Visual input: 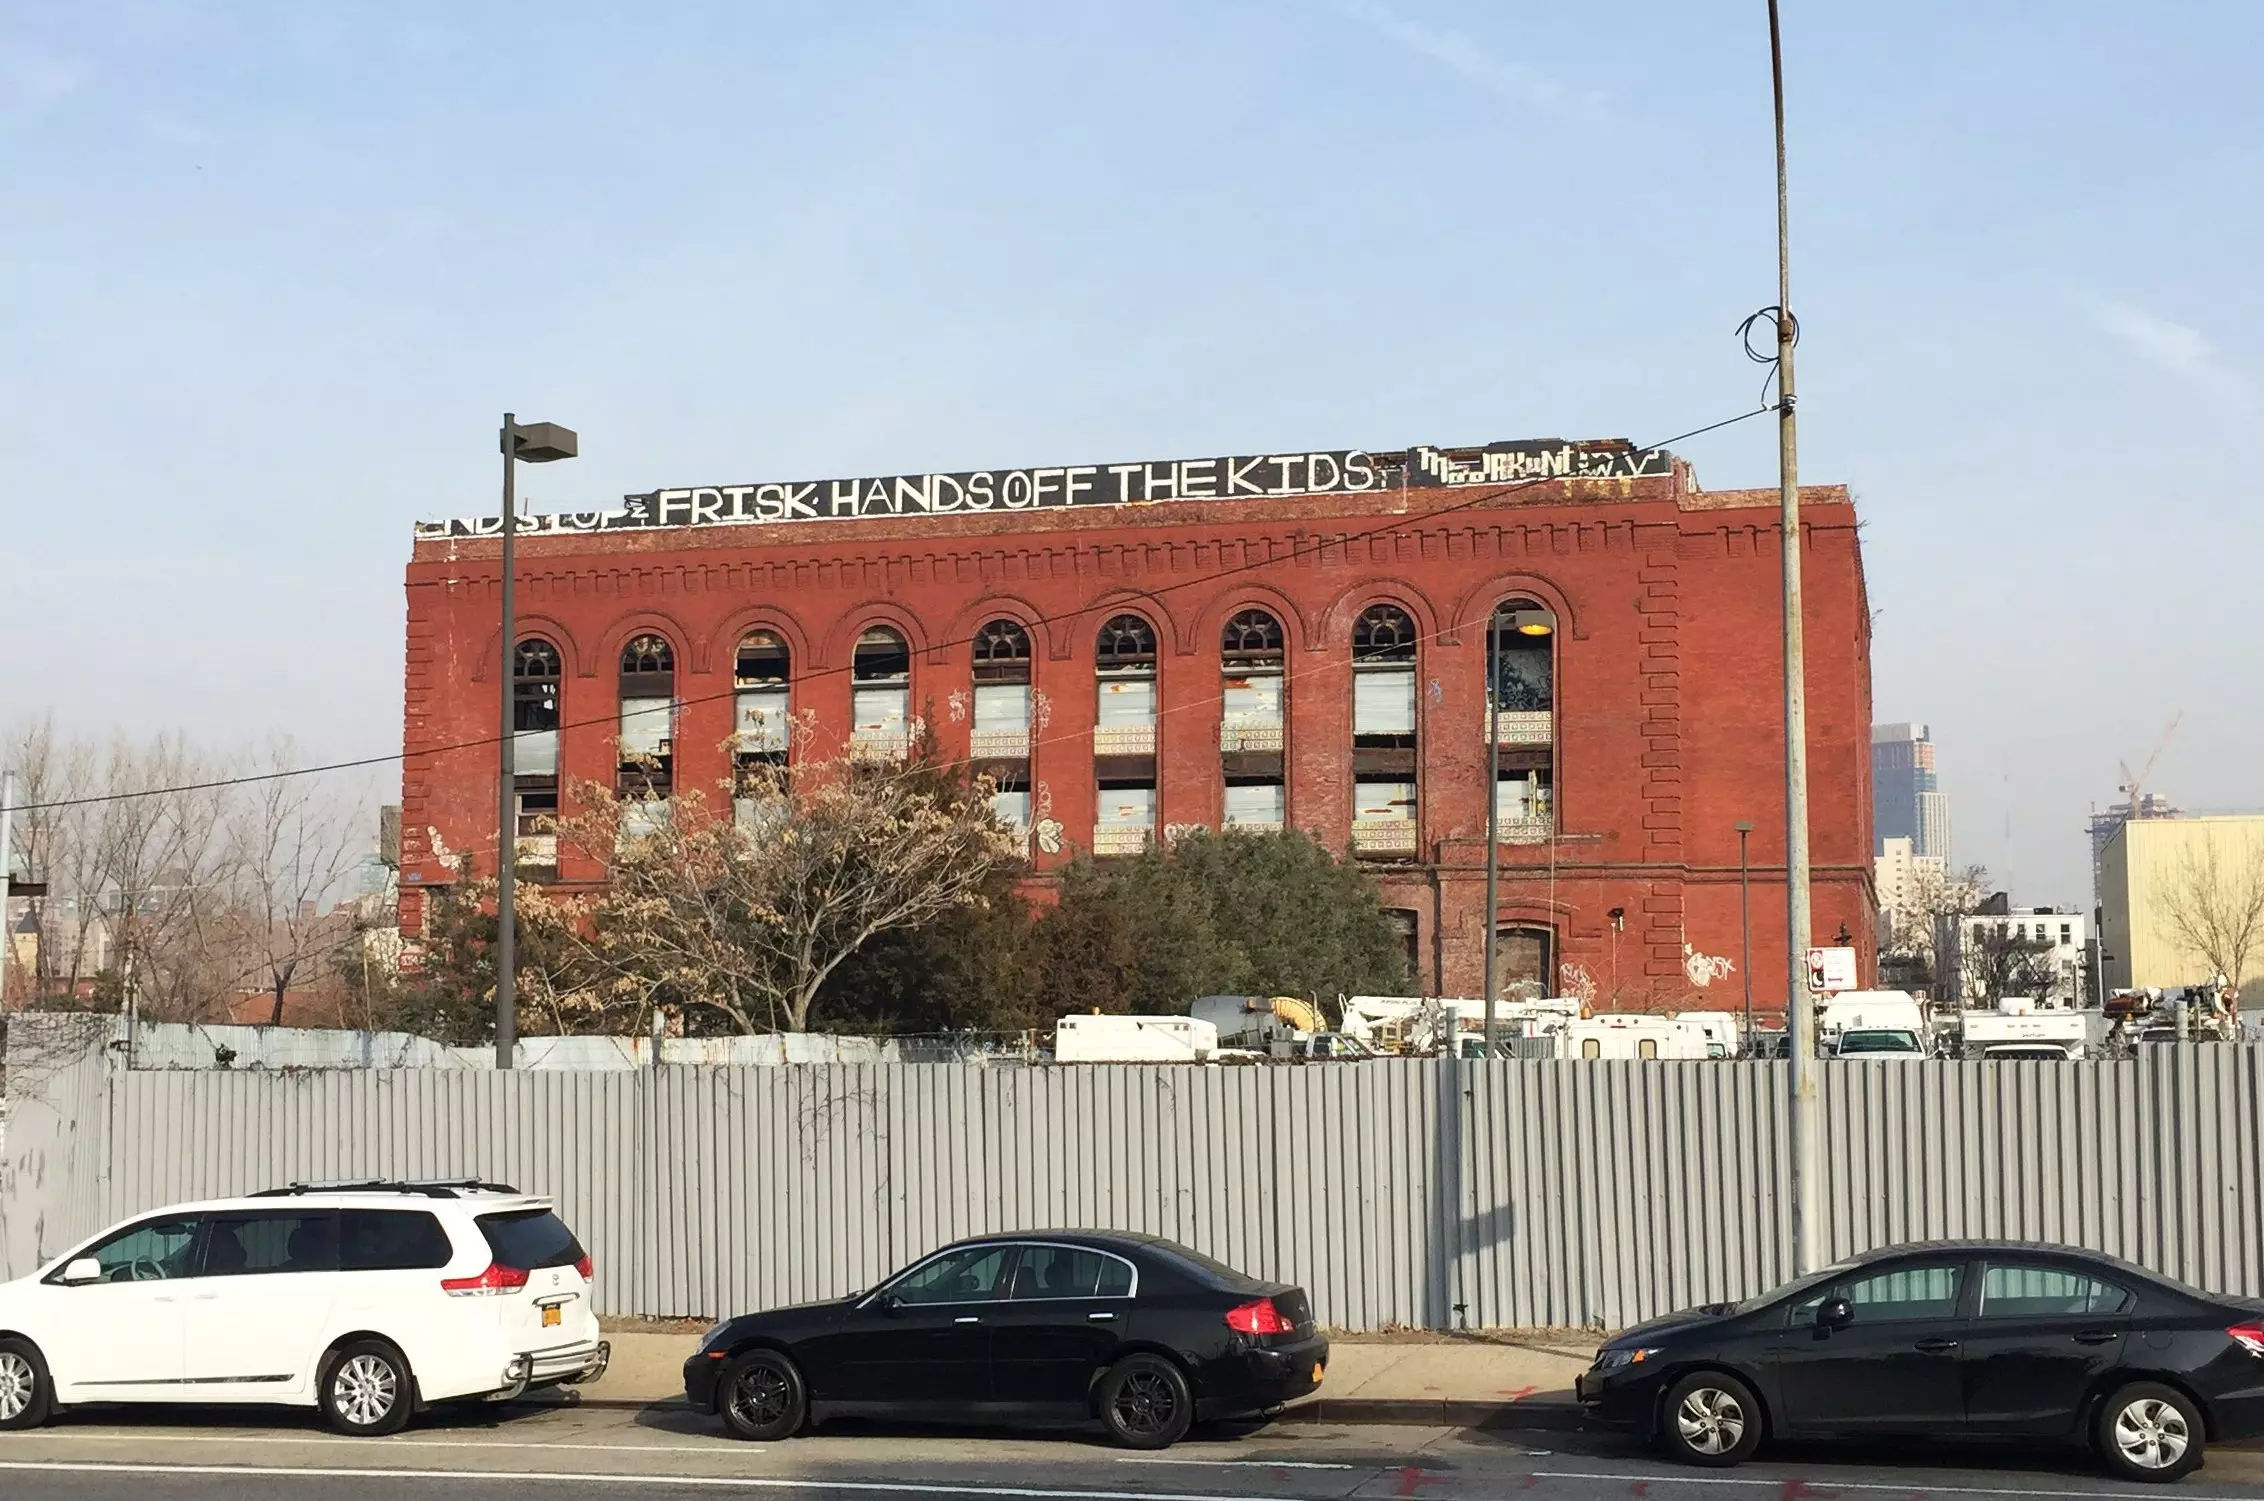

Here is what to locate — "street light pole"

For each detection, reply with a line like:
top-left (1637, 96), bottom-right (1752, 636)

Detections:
top-left (1483, 608), bottom-right (1501, 1054)
top-left (494, 413), bottom-right (579, 1070)
top-left (1737, 821), bottom-right (1755, 1053)
top-left (1767, 0), bottom-right (1821, 1274)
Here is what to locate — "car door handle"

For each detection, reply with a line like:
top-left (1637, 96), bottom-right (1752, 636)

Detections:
top-left (1088, 1312), bottom-right (1117, 1321)
top-left (953, 1316), bottom-right (980, 1325)
top-left (2075, 1330), bottom-right (2121, 1345)
top-left (1914, 1338), bottom-right (1960, 1355)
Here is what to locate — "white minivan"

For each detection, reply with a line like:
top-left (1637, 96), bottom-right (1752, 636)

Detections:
top-left (0, 1180), bottom-right (608, 1435)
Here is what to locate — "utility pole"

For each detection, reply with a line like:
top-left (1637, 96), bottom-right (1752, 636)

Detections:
top-left (1768, 0), bottom-right (1821, 1274)
top-left (1737, 821), bottom-right (1755, 1053)
top-left (1483, 608), bottom-right (1501, 1055)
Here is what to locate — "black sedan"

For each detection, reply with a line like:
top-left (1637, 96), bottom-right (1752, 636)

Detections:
top-left (1578, 1240), bottom-right (2264, 1482)
top-left (684, 1231), bottom-right (1329, 1448)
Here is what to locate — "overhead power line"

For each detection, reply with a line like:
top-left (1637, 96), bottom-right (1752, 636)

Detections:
top-left (11, 406), bottom-right (1773, 817)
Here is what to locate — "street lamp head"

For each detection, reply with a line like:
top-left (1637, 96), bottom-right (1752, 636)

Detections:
top-left (506, 421), bottom-right (579, 464)
top-left (1735, 821), bottom-right (1755, 834)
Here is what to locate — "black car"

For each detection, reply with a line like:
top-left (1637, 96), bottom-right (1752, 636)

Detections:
top-left (684, 1231), bottom-right (1329, 1449)
top-left (1577, 1240), bottom-right (2264, 1482)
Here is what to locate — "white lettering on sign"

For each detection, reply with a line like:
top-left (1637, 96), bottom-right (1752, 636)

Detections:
top-left (417, 438), bottom-right (1672, 538)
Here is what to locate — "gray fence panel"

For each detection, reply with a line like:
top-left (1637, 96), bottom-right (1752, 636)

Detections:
top-left (11, 1035), bottom-right (2264, 1328)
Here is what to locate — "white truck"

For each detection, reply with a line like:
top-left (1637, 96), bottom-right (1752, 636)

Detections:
top-left (1960, 1002), bottom-right (2087, 1060)
top-left (1817, 990), bottom-right (1928, 1060)
top-left (1052, 1014), bottom-right (1220, 1063)
top-left (1557, 1014), bottom-right (1713, 1060)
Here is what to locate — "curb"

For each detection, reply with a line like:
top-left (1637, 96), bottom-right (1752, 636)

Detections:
top-left (552, 1393), bottom-right (1588, 1432)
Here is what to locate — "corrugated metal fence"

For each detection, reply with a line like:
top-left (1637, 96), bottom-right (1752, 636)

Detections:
top-left (6, 1023), bottom-right (2260, 1330)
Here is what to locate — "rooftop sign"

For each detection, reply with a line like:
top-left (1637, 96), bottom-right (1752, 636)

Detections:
top-left (416, 438), bottom-right (1671, 539)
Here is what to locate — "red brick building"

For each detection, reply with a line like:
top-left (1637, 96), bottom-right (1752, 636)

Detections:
top-left (400, 437), bottom-right (1874, 1011)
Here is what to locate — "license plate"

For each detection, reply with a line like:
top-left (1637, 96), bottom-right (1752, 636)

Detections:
top-left (543, 1305), bottom-right (561, 1327)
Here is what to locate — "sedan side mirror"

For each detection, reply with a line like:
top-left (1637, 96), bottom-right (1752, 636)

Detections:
top-left (1817, 1297), bottom-right (1854, 1331)
top-left (879, 1293), bottom-right (906, 1316)
top-left (59, 1257), bottom-right (102, 1285)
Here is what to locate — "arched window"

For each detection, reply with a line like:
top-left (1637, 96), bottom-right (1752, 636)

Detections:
top-left (971, 619), bottom-right (1033, 766)
top-left (617, 633), bottom-right (676, 800)
top-left (1350, 604), bottom-right (1418, 857)
top-left (734, 630), bottom-right (791, 761)
top-left (1094, 614), bottom-right (1158, 852)
top-left (1487, 600), bottom-right (1558, 844)
top-left (1221, 609), bottom-right (1285, 825)
top-left (850, 626), bottom-right (911, 759)
top-left (1493, 924), bottom-right (1555, 1002)
top-left (510, 637), bottom-right (564, 878)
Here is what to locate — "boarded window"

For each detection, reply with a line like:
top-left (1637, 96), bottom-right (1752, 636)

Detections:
top-left (1494, 772), bottom-right (1553, 827)
top-left (619, 697), bottom-right (672, 756)
top-left (852, 686), bottom-right (909, 737)
top-left (1097, 785), bottom-right (1156, 828)
top-left (1224, 782), bottom-right (1285, 826)
top-left (989, 787), bottom-right (1031, 830)
top-left (1222, 675), bottom-right (1283, 726)
top-left (513, 729), bottom-right (559, 776)
top-left (1353, 670), bottom-right (1416, 736)
top-left (974, 682), bottom-right (1030, 731)
top-left (736, 687), bottom-right (790, 753)
top-left (1353, 781), bottom-right (1416, 822)
top-left (1097, 677), bottom-right (1157, 726)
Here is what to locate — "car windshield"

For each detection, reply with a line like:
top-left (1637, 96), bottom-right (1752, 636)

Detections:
top-left (1840, 1030), bottom-right (1920, 1053)
top-left (1729, 1256), bottom-right (1865, 1313)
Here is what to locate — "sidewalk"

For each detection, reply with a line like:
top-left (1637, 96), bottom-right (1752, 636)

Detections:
top-left (577, 1329), bottom-right (1593, 1430)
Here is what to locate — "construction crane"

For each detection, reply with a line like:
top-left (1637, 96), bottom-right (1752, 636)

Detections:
top-left (2118, 711), bottom-right (2184, 817)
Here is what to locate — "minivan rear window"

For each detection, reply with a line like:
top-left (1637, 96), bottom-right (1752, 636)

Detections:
top-left (340, 1209), bottom-right (454, 1271)
top-left (478, 1209), bottom-right (585, 1270)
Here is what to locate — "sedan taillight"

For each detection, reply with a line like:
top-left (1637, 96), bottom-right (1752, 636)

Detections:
top-left (1225, 1297), bottom-right (1294, 1336)
top-left (442, 1262), bottom-right (531, 1297)
top-left (2231, 1322), bottom-right (2264, 1357)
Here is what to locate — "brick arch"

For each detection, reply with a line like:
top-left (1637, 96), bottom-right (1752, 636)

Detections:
top-left (939, 592), bottom-right (1052, 665)
top-left (1444, 572), bottom-right (1582, 647)
top-left (821, 600), bottom-right (930, 674)
top-left (594, 611), bottom-right (697, 680)
top-left (1078, 589), bottom-right (1184, 660)
top-left (468, 611), bottom-right (587, 685)
top-left (1316, 579), bottom-right (1445, 657)
top-left (1190, 584), bottom-right (1314, 661)
top-left (712, 605), bottom-right (815, 681)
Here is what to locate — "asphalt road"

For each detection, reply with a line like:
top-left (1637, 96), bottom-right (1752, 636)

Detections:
top-left (3, 1402), bottom-right (2263, 1501)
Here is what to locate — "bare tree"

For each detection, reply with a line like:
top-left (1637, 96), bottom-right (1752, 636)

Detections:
top-left (224, 741), bottom-right (364, 1026)
top-left (1879, 862), bottom-right (1989, 1005)
top-left (2155, 833), bottom-right (2264, 995)
top-left (1962, 924), bottom-right (2064, 1005)
top-left (559, 754), bottom-right (1018, 1033)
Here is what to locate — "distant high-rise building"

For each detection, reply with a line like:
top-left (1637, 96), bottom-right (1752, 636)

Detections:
top-left (1873, 722), bottom-right (1951, 860)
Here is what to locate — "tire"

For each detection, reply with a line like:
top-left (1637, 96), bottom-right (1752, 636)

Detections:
top-left (0, 1337), bottom-right (53, 1431)
top-left (2095, 1382), bottom-right (2205, 1483)
top-left (717, 1349), bottom-right (807, 1443)
top-left (1099, 1352), bottom-right (1194, 1451)
top-left (320, 1339), bottom-right (414, 1437)
top-left (1658, 1371), bottom-right (1764, 1468)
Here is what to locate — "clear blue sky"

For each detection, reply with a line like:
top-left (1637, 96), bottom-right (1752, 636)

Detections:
top-left (2, 1), bottom-right (2257, 906)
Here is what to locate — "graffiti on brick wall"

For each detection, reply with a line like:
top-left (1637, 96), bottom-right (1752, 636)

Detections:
top-left (1683, 943), bottom-right (1736, 988)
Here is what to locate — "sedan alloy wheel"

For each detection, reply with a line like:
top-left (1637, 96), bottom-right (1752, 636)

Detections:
top-left (1676, 1386), bottom-right (1747, 1456)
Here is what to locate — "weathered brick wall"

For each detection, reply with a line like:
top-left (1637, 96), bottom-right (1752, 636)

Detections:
top-left (399, 469), bottom-right (1873, 1013)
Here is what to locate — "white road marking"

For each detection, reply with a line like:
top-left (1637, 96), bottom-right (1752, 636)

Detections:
top-left (22, 1432), bottom-right (751, 1456)
top-left (1111, 1458), bottom-right (1356, 1470)
top-left (1533, 1469), bottom-right (2258, 1501)
top-left (0, 1461), bottom-right (1295, 1501)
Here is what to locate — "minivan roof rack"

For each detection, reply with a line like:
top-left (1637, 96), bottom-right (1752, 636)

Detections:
top-left (250, 1178), bottom-right (522, 1199)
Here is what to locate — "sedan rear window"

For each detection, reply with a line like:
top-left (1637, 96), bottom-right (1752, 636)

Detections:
top-left (477, 1209), bottom-right (585, 1270)
top-left (1980, 1263), bottom-right (2131, 1317)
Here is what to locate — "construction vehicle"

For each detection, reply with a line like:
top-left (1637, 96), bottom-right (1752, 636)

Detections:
top-left (1186, 995), bottom-right (1375, 1061)
top-left (1958, 998), bottom-right (2088, 1060)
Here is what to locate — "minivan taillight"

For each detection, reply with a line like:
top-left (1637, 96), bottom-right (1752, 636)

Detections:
top-left (1225, 1297), bottom-right (1294, 1336)
top-left (575, 1254), bottom-right (594, 1280)
top-left (442, 1263), bottom-right (531, 1297)
top-left (2231, 1322), bottom-right (2264, 1358)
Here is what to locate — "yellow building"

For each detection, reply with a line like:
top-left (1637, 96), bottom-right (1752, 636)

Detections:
top-left (2099, 813), bottom-right (2264, 992)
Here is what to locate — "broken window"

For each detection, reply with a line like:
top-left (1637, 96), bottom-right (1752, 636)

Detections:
top-left (1487, 600), bottom-right (1557, 840)
top-left (1094, 782), bottom-right (1155, 856)
top-left (850, 625), bottom-right (911, 759)
top-left (618, 633), bottom-right (675, 799)
top-left (1350, 778), bottom-right (1417, 857)
top-left (734, 630), bottom-right (791, 762)
top-left (1222, 781), bottom-right (1284, 829)
top-left (1094, 614), bottom-right (1158, 755)
top-left (972, 619), bottom-right (1032, 759)
top-left (1220, 609), bottom-right (1284, 752)
top-left (1494, 925), bottom-right (1555, 1002)
top-left (513, 784), bottom-right (560, 880)
top-left (1352, 604), bottom-right (1418, 747)
top-left (512, 637), bottom-right (562, 777)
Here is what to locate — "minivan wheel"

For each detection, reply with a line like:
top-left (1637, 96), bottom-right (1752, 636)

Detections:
top-left (1100, 1353), bottom-right (1193, 1450)
top-left (2096, 1382), bottom-right (2204, 1483)
top-left (321, 1339), bottom-right (413, 1437)
top-left (0, 1338), bottom-right (53, 1431)
top-left (1659, 1371), bottom-right (1763, 1468)
top-left (718, 1350), bottom-right (807, 1442)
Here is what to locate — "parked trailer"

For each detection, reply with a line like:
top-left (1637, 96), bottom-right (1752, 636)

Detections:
top-left (1052, 1014), bottom-right (1220, 1063)
top-left (1557, 1015), bottom-right (1712, 1060)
